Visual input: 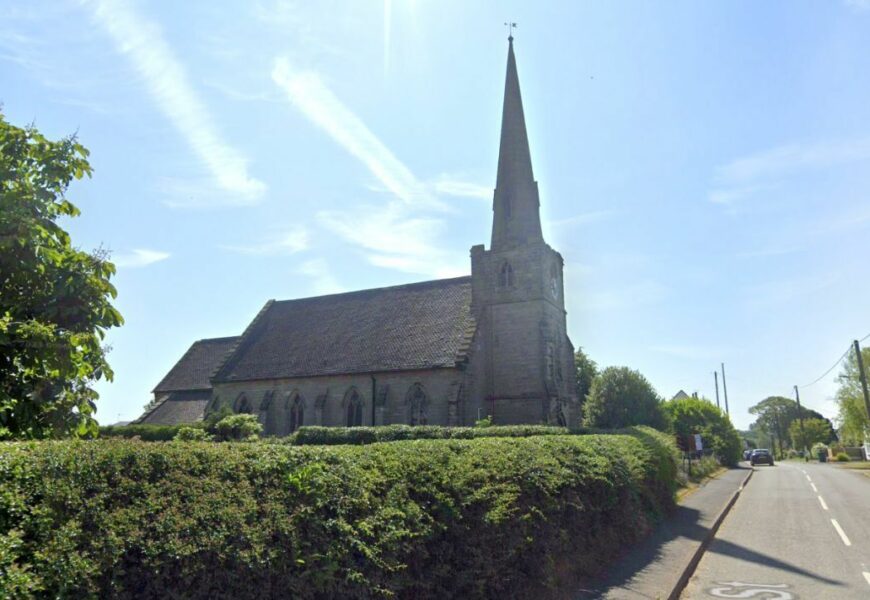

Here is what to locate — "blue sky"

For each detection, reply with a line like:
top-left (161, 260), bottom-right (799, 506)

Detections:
top-left (3, 0), bottom-right (870, 429)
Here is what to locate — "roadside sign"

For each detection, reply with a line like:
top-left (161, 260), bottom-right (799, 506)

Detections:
top-left (694, 433), bottom-right (703, 451)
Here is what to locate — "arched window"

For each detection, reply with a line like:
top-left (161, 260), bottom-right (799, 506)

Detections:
top-left (289, 394), bottom-right (304, 432)
top-left (499, 262), bottom-right (514, 288)
top-left (345, 389), bottom-right (363, 427)
top-left (235, 393), bottom-right (252, 414)
top-left (406, 383), bottom-right (428, 426)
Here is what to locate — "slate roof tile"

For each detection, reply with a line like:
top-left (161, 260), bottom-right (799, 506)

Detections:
top-left (153, 336), bottom-right (240, 393)
top-left (214, 276), bottom-right (475, 382)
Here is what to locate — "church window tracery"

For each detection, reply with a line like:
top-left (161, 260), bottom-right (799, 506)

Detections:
top-left (499, 262), bottom-right (514, 288)
top-left (345, 389), bottom-right (363, 427)
top-left (235, 393), bottom-right (252, 414)
top-left (406, 383), bottom-right (428, 426)
top-left (289, 393), bottom-right (304, 432)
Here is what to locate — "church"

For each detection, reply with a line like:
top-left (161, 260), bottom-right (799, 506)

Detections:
top-left (136, 37), bottom-right (580, 433)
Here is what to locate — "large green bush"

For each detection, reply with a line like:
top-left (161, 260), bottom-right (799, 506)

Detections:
top-left (0, 429), bottom-right (676, 599)
top-left (664, 396), bottom-right (742, 467)
top-left (288, 423), bottom-right (580, 445)
top-left (583, 366), bottom-right (669, 430)
top-left (98, 422), bottom-right (203, 441)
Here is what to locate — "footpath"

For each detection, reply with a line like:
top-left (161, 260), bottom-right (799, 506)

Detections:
top-left (575, 466), bottom-right (753, 600)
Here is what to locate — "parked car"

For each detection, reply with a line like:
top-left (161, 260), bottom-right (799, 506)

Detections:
top-left (750, 448), bottom-right (775, 466)
top-left (743, 449), bottom-right (752, 461)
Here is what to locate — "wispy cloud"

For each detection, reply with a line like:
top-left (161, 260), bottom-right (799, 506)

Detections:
top-left (113, 248), bottom-right (170, 268)
top-left (547, 210), bottom-right (619, 229)
top-left (430, 174), bottom-right (491, 200)
top-left (221, 226), bottom-right (310, 256)
top-left (650, 344), bottom-right (726, 361)
top-left (709, 138), bottom-right (870, 207)
top-left (272, 58), bottom-right (440, 209)
top-left (272, 56), bottom-right (466, 278)
top-left (845, 0), bottom-right (870, 13)
top-left (85, 0), bottom-right (265, 203)
top-left (574, 280), bottom-right (669, 311)
top-left (317, 203), bottom-right (466, 278)
top-left (297, 258), bottom-right (344, 295)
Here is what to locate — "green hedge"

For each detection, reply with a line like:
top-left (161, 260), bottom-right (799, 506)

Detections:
top-left (287, 423), bottom-right (585, 445)
top-left (0, 428), bottom-right (677, 599)
top-left (99, 422), bottom-right (205, 441)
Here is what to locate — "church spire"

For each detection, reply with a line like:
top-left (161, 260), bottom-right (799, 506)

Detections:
top-left (491, 35), bottom-right (543, 251)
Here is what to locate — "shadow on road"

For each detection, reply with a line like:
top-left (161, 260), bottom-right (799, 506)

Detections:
top-left (576, 467), bottom-right (844, 598)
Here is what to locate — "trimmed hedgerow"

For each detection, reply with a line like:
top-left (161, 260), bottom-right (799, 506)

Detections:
top-left (0, 428), bottom-right (676, 599)
top-left (98, 422), bottom-right (205, 441)
top-left (287, 424), bottom-right (586, 445)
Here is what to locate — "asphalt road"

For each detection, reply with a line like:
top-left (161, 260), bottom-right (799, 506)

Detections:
top-left (681, 461), bottom-right (870, 599)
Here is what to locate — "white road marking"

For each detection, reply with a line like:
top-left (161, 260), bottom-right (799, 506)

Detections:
top-left (708, 582), bottom-right (793, 599)
top-left (800, 469), bottom-right (806, 474)
top-left (831, 519), bottom-right (852, 546)
top-left (864, 571), bottom-right (870, 586)
top-left (810, 482), bottom-right (818, 492)
top-left (818, 495), bottom-right (828, 511)
top-left (805, 474), bottom-right (812, 482)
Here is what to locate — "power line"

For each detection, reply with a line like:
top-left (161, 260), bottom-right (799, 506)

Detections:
top-left (799, 344), bottom-right (852, 389)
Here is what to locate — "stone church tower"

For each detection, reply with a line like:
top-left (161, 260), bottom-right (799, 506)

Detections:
top-left (138, 36), bottom-right (579, 431)
top-left (468, 35), bottom-right (578, 425)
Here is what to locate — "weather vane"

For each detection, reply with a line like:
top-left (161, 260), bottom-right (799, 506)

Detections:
top-left (504, 21), bottom-right (516, 41)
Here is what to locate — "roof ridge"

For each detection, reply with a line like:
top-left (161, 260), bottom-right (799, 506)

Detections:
top-left (272, 275), bottom-right (471, 305)
top-left (196, 335), bottom-right (241, 343)
top-left (211, 300), bottom-right (275, 383)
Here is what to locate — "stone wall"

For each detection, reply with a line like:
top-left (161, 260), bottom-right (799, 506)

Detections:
top-left (211, 368), bottom-right (467, 436)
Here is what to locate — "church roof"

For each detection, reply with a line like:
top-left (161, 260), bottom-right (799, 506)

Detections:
top-left (212, 276), bottom-right (476, 383)
top-left (153, 336), bottom-right (240, 393)
top-left (136, 391), bottom-right (212, 425)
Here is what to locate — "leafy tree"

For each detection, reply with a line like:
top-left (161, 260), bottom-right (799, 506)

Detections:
top-left (749, 396), bottom-right (795, 457)
top-left (834, 346), bottom-right (870, 445)
top-left (664, 396), bottom-right (742, 466)
top-left (574, 347), bottom-right (598, 404)
top-left (174, 426), bottom-right (212, 442)
top-left (0, 113), bottom-right (122, 439)
top-left (211, 414), bottom-right (263, 441)
top-left (583, 366), bottom-right (669, 430)
top-left (789, 418), bottom-right (835, 451)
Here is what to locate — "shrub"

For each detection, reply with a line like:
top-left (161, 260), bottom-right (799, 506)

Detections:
top-left (583, 366), bottom-right (669, 431)
top-left (99, 423), bottom-right (203, 441)
top-left (287, 424), bottom-right (580, 445)
top-left (664, 397), bottom-right (742, 467)
top-left (174, 427), bottom-right (212, 441)
top-left (211, 414), bottom-right (262, 441)
top-left (0, 431), bottom-right (676, 599)
top-left (836, 452), bottom-right (850, 462)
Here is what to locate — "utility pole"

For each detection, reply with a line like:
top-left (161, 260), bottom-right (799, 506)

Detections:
top-left (794, 385), bottom-right (806, 451)
top-left (854, 340), bottom-right (870, 428)
top-left (721, 363), bottom-right (730, 416)
top-left (714, 371), bottom-right (720, 410)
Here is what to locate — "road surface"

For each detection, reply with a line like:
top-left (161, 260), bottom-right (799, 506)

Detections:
top-left (682, 460), bottom-right (870, 599)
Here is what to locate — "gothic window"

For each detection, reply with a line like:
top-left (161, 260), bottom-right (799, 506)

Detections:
top-left (259, 390), bottom-right (274, 412)
top-left (406, 383), bottom-right (428, 426)
top-left (235, 393), bottom-right (252, 414)
top-left (499, 262), bottom-right (514, 288)
top-left (289, 394), bottom-right (304, 433)
top-left (345, 389), bottom-right (363, 427)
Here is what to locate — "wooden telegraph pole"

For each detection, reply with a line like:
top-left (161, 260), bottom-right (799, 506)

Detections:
top-left (721, 363), bottom-right (730, 416)
top-left (714, 371), bottom-right (721, 410)
top-left (853, 340), bottom-right (870, 429)
top-left (794, 385), bottom-right (806, 452)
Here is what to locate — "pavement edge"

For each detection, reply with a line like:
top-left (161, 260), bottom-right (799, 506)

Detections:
top-left (666, 467), bottom-right (755, 600)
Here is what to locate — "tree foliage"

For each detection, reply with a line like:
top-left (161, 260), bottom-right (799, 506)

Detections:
top-left (574, 347), bottom-right (598, 404)
top-left (788, 418), bottom-right (835, 451)
top-left (749, 396), bottom-right (837, 457)
top-left (664, 396), bottom-right (742, 466)
top-left (583, 366), bottom-right (669, 430)
top-left (834, 346), bottom-right (870, 445)
top-left (0, 113), bottom-right (122, 439)
top-left (211, 413), bottom-right (263, 441)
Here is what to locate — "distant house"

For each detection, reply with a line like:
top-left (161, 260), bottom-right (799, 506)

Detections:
top-left (135, 336), bottom-right (239, 425)
top-left (671, 390), bottom-right (691, 401)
